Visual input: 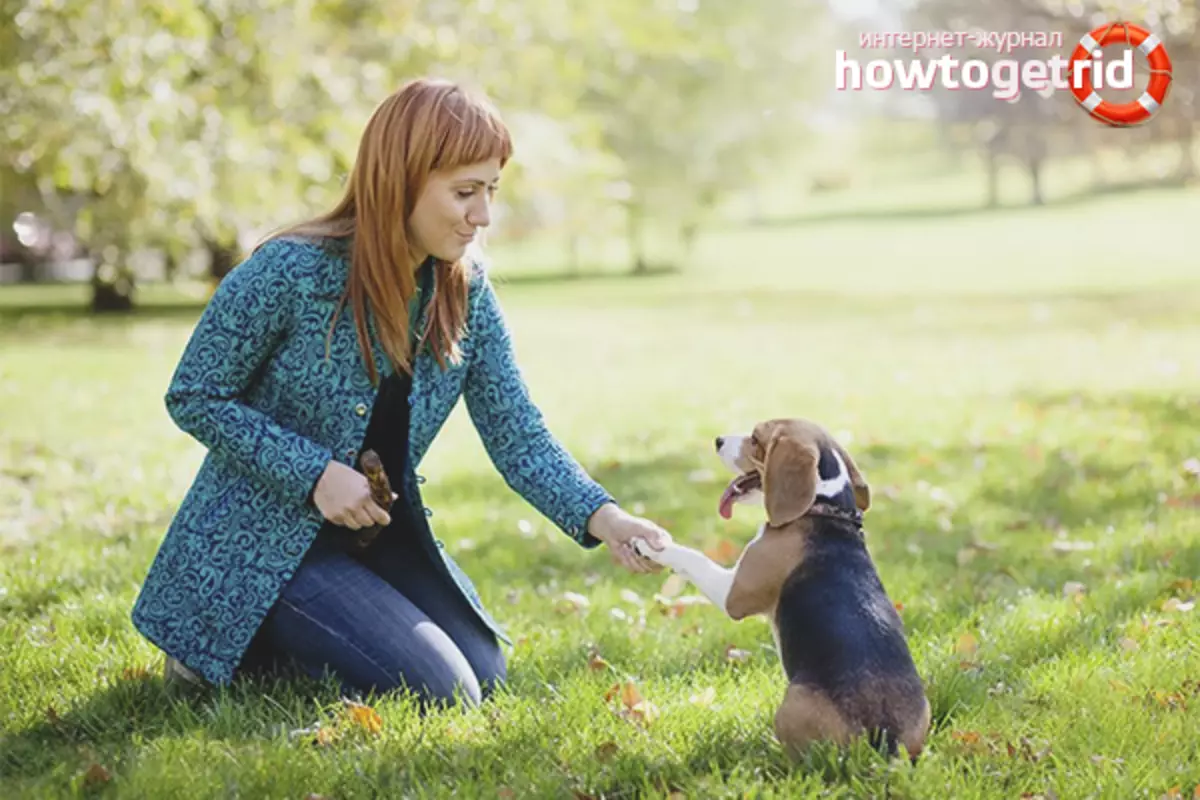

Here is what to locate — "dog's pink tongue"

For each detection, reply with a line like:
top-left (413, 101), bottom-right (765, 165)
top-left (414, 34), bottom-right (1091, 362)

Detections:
top-left (719, 481), bottom-right (737, 519)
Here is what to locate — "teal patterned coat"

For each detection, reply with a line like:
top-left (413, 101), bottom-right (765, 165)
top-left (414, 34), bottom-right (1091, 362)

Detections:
top-left (130, 236), bottom-right (613, 686)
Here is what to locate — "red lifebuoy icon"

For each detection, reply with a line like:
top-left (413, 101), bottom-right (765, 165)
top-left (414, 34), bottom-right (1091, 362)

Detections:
top-left (1069, 22), bottom-right (1172, 126)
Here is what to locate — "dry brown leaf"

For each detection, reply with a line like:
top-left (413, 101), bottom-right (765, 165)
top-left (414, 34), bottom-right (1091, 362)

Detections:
top-left (956, 633), bottom-right (979, 657)
top-left (618, 681), bottom-right (643, 709)
top-left (82, 763), bottom-right (111, 787)
top-left (121, 665), bottom-right (152, 681)
top-left (342, 701), bottom-right (383, 736)
top-left (705, 539), bottom-right (740, 565)
top-left (594, 742), bottom-right (619, 761)
top-left (587, 652), bottom-right (611, 672)
top-left (1164, 495), bottom-right (1200, 509)
top-left (628, 700), bottom-right (659, 725)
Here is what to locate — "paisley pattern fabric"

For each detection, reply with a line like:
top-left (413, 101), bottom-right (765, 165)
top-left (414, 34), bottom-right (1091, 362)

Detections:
top-left (131, 237), bottom-right (614, 686)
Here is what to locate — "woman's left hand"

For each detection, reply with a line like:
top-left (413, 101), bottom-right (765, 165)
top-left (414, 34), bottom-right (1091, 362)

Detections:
top-left (586, 503), bottom-right (671, 574)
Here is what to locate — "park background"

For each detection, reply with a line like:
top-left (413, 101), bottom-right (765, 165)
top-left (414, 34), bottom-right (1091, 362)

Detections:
top-left (2, 0), bottom-right (1199, 797)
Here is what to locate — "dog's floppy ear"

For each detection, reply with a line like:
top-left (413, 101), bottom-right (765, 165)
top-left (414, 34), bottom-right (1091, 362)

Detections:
top-left (763, 430), bottom-right (819, 526)
top-left (832, 439), bottom-right (871, 511)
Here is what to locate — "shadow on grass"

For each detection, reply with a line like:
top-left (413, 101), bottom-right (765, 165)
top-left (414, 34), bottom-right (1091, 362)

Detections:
top-left (0, 668), bottom-right (352, 783)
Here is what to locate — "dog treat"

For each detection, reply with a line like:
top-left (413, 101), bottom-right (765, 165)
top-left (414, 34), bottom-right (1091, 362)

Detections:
top-left (352, 449), bottom-right (393, 549)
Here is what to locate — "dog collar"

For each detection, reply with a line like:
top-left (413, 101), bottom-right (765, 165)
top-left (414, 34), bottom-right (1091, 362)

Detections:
top-left (805, 501), bottom-right (865, 530)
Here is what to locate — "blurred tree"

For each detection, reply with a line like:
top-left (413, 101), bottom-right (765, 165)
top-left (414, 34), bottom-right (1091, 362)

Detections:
top-left (589, 0), bottom-right (830, 272)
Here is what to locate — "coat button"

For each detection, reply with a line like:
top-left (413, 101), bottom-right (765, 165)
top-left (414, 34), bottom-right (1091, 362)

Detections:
top-left (424, 507), bottom-right (433, 518)
top-left (354, 403), bottom-right (367, 416)
top-left (416, 474), bottom-right (427, 485)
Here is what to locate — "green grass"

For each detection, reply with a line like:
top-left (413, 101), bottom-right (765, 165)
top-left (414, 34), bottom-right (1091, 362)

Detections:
top-left (2, 183), bottom-right (1200, 798)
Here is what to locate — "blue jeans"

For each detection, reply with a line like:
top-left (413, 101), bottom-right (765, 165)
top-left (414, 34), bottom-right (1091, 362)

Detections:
top-left (243, 532), bottom-right (506, 708)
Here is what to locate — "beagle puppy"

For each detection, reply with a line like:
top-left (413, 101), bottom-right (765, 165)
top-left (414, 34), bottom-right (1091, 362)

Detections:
top-left (634, 418), bottom-right (929, 761)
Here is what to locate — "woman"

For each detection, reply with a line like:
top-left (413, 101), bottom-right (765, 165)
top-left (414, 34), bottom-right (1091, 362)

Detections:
top-left (131, 77), bottom-right (670, 708)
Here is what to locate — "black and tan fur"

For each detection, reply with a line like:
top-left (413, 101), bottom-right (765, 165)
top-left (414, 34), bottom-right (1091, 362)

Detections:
top-left (634, 418), bottom-right (930, 760)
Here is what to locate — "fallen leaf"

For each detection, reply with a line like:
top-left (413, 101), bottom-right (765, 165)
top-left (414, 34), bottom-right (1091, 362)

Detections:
top-left (725, 645), bottom-right (752, 663)
top-left (594, 742), bottom-right (619, 761)
top-left (315, 726), bottom-right (339, 747)
top-left (497, 791), bottom-right (517, 800)
top-left (121, 665), bottom-right (152, 681)
top-left (705, 539), bottom-right (740, 565)
top-left (956, 633), bottom-right (979, 657)
top-left (689, 686), bottom-right (717, 707)
top-left (342, 700), bottom-right (383, 735)
top-left (1165, 495), bottom-right (1200, 509)
top-left (82, 764), bottom-right (111, 788)
top-left (628, 700), bottom-right (659, 725)
top-left (588, 652), bottom-right (611, 672)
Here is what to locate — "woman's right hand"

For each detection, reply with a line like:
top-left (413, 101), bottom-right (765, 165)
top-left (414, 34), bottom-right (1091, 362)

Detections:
top-left (312, 461), bottom-right (396, 529)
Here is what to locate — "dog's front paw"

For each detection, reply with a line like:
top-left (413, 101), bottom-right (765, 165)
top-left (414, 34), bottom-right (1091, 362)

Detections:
top-left (632, 537), bottom-right (665, 562)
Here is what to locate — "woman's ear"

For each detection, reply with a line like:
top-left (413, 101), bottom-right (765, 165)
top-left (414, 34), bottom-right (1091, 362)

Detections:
top-left (763, 431), bottom-right (819, 527)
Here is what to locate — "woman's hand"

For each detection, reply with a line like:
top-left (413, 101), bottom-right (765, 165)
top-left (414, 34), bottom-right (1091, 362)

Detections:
top-left (312, 461), bottom-right (396, 529)
top-left (587, 503), bottom-right (671, 574)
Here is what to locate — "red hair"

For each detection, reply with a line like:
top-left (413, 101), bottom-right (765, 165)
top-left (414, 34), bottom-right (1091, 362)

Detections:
top-left (266, 77), bottom-right (513, 383)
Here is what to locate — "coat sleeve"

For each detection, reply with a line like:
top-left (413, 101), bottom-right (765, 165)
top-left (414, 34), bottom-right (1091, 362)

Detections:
top-left (462, 269), bottom-right (614, 548)
top-left (164, 238), bottom-right (334, 506)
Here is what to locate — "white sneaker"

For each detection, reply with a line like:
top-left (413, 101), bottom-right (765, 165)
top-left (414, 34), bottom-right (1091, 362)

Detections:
top-left (163, 656), bottom-right (205, 688)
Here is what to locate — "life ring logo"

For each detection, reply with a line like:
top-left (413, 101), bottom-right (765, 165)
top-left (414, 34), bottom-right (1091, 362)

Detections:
top-left (1069, 21), bottom-right (1172, 127)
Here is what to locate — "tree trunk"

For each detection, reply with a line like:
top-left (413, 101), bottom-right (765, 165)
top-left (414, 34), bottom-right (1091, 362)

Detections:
top-left (90, 252), bottom-right (135, 313)
top-left (627, 200), bottom-right (647, 274)
top-left (985, 147), bottom-right (1000, 208)
top-left (567, 233), bottom-right (581, 275)
top-left (1178, 120), bottom-right (1195, 181)
top-left (206, 237), bottom-right (239, 282)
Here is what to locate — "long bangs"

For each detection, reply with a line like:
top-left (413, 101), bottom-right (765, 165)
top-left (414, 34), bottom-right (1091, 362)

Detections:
top-left (430, 89), bottom-right (514, 172)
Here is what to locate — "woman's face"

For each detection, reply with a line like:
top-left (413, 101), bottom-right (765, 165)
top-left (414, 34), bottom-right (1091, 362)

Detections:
top-left (407, 158), bottom-right (501, 266)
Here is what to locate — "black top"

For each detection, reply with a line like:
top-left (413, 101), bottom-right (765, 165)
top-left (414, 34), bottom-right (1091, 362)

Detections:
top-left (316, 261), bottom-right (433, 553)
